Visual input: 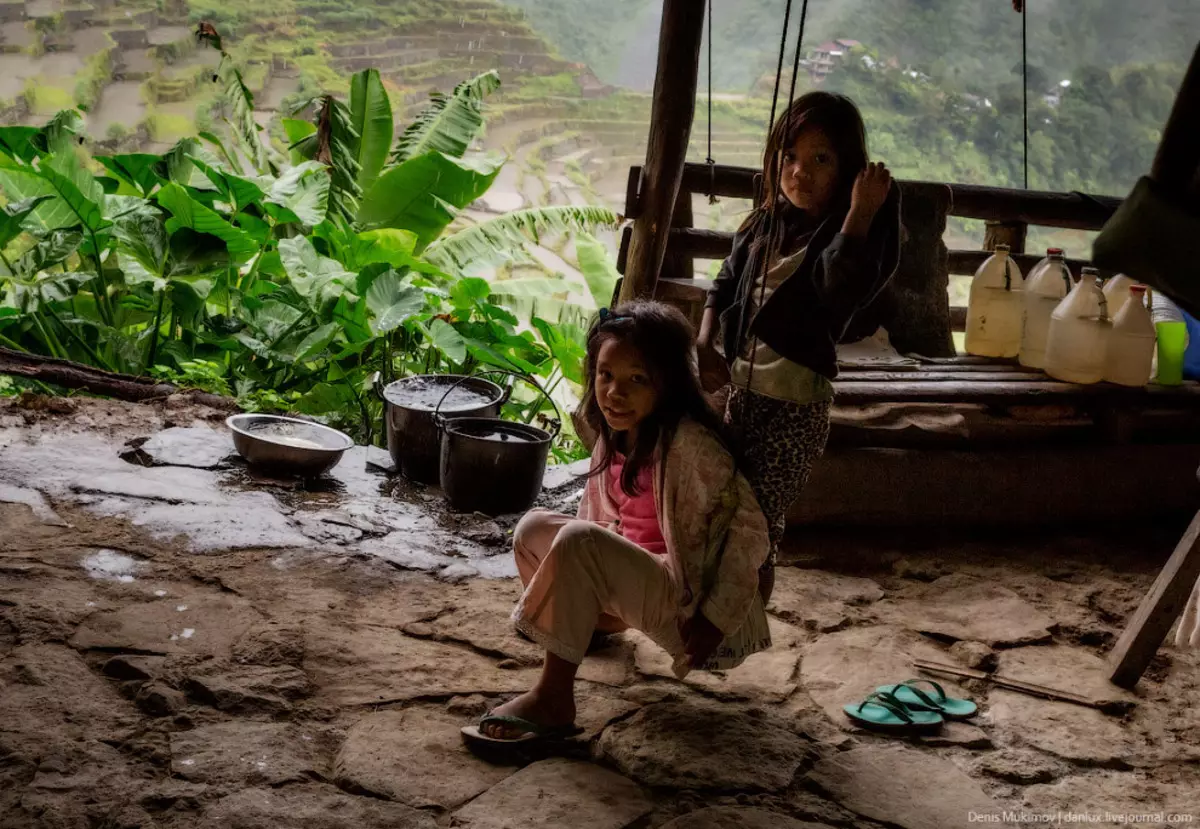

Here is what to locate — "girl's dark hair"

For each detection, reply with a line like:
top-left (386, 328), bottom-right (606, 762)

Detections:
top-left (582, 300), bottom-right (729, 496)
top-left (743, 91), bottom-right (870, 245)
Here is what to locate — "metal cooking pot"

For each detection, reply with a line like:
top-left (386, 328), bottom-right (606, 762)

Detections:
top-left (435, 372), bottom-right (561, 516)
top-left (375, 373), bottom-right (509, 484)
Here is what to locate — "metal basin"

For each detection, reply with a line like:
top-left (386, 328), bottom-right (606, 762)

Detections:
top-left (226, 414), bottom-right (353, 477)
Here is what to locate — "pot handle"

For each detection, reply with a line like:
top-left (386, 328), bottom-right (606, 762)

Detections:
top-left (432, 370), bottom-right (562, 439)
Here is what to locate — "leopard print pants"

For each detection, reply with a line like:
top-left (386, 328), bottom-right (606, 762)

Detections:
top-left (725, 387), bottom-right (832, 570)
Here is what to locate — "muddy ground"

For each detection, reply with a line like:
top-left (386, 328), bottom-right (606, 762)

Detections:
top-left (1, 395), bottom-right (1199, 829)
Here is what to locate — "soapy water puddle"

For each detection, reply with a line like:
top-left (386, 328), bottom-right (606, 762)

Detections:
top-left (1, 425), bottom-right (520, 579)
top-left (82, 549), bottom-right (143, 583)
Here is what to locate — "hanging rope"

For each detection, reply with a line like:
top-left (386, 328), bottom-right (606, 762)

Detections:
top-left (705, 0), bottom-right (717, 204)
top-left (1021, 0), bottom-right (1029, 189)
top-left (745, 0), bottom-right (808, 398)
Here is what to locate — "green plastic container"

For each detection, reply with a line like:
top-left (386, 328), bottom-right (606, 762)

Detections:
top-left (1151, 293), bottom-right (1188, 386)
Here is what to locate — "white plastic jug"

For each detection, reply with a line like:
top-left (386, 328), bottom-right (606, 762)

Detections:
top-left (1104, 285), bottom-right (1155, 387)
top-left (1019, 248), bottom-right (1073, 369)
top-left (1103, 274), bottom-right (1136, 320)
top-left (966, 244), bottom-right (1024, 358)
top-left (1044, 267), bottom-right (1111, 384)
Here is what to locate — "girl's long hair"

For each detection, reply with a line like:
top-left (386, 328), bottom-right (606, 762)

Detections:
top-left (582, 301), bottom-right (729, 495)
top-left (742, 91), bottom-right (870, 251)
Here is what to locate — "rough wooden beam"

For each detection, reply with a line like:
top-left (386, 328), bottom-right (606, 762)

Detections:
top-left (1108, 507), bottom-right (1200, 688)
top-left (833, 380), bottom-right (1200, 406)
top-left (619, 0), bottom-right (705, 303)
top-left (672, 162), bottom-right (1122, 230)
top-left (888, 184), bottom-right (954, 357)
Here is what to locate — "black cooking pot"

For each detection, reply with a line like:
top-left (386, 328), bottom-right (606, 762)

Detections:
top-left (435, 372), bottom-right (562, 516)
top-left (376, 373), bottom-right (509, 484)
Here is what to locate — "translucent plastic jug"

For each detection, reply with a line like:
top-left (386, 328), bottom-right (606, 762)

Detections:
top-left (1104, 285), bottom-right (1155, 387)
top-left (1044, 267), bottom-right (1110, 384)
top-left (1103, 274), bottom-right (1136, 320)
top-left (1150, 291), bottom-right (1189, 386)
top-left (966, 244), bottom-right (1024, 358)
top-left (1019, 248), bottom-right (1073, 369)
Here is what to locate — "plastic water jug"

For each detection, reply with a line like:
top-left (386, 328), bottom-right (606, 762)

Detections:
top-left (1103, 274), bottom-right (1136, 320)
top-left (966, 244), bottom-right (1024, 358)
top-left (1019, 248), bottom-right (1073, 369)
top-left (1150, 291), bottom-right (1189, 386)
top-left (1104, 285), bottom-right (1155, 387)
top-left (1044, 266), bottom-right (1110, 384)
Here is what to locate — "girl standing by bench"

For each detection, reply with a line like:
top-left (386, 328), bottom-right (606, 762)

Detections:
top-left (697, 91), bottom-right (902, 599)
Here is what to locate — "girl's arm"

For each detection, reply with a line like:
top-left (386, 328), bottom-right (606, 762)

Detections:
top-left (700, 226), bottom-right (753, 345)
top-left (818, 163), bottom-right (898, 338)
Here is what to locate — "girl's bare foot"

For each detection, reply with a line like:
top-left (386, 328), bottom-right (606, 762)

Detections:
top-left (481, 686), bottom-right (576, 739)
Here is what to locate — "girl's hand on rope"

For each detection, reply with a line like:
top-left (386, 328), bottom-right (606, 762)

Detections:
top-left (844, 161), bottom-right (892, 237)
top-left (697, 342), bottom-right (730, 394)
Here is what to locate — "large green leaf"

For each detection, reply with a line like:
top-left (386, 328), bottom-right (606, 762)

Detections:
top-left (424, 206), bottom-right (620, 274)
top-left (0, 127), bottom-right (39, 163)
top-left (30, 110), bottom-right (85, 157)
top-left (0, 196), bottom-right (52, 249)
top-left (392, 71), bottom-right (501, 163)
top-left (354, 228), bottom-right (450, 279)
top-left (265, 161), bottom-right (330, 227)
top-left (357, 151), bottom-right (503, 247)
top-left (349, 69), bottom-right (393, 194)
top-left (533, 317), bottom-right (586, 385)
top-left (487, 275), bottom-right (594, 328)
top-left (425, 318), bottom-right (467, 363)
top-left (156, 182), bottom-right (259, 262)
top-left (34, 163), bottom-right (111, 233)
top-left (95, 154), bottom-right (161, 197)
top-left (365, 268), bottom-right (426, 336)
top-left (114, 209), bottom-right (169, 290)
top-left (575, 231), bottom-right (622, 308)
top-left (188, 156), bottom-right (266, 213)
top-left (278, 235), bottom-right (357, 313)
top-left (252, 299), bottom-right (303, 342)
top-left (295, 322), bottom-right (339, 361)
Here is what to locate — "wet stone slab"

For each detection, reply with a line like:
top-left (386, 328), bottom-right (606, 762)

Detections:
top-left (138, 425), bottom-right (234, 468)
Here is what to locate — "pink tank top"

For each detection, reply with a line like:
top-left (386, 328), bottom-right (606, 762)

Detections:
top-left (608, 454), bottom-right (667, 554)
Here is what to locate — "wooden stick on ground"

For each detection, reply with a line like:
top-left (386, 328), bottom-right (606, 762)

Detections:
top-left (0, 346), bottom-right (237, 410)
top-left (913, 658), bottom-right (1133, 715)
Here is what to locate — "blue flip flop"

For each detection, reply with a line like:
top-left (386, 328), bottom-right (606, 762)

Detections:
top-left (843, 689), bottom-right (944, 734)
top-left (460, 714), bottom-right (584, 751)
top-left (876, 679), bottom-right (978, 720)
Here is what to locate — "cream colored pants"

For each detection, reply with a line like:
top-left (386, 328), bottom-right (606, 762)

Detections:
top-left (1178, 577), bottom-right (1200, 649)
top-left (511, 509), bottom-right (685, 665)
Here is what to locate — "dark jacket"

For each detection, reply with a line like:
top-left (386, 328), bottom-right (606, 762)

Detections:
top-left (706, 187), bottom-right (903, 381)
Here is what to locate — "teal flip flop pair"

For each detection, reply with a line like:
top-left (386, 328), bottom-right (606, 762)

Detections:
top-left (460, 714), bottom-right (584, 754)
top-left (843, 679), bottom-right (978, 734)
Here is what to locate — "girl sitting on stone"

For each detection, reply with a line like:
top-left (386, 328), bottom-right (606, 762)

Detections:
top-left (462, 300), bottom-right (771, 750)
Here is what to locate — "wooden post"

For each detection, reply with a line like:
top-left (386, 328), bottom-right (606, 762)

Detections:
top-left (886, 185), bottom-right (956, 357)
top-left (1109, 507), bottom-right (1200, 688)
top-left (618, 0), bottom-right (706, 304)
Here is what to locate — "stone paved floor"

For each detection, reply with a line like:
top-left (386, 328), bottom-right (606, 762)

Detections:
top-left (1, 396), bottom-right (1199, 829)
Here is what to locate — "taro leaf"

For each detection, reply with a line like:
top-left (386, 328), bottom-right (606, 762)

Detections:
top-left (156, 182), bottom-right (259, 262)
top-left (353, 228), bottom-right (448, 279)
top-left (365, 268), bottom-right (425, 336)
top-left (424, 317), bottom-right (467, 364)
top-left (282, 118), bottom-right (317, 166)
top-left (167, 227), bottom-right (232, 276)
top-left (252, 299), bottom-right (303, 342)
top-left (278, 235), bottom-right (357, 314)
top-left (295, 322), bottom-right (339, 361)
top-left (264, 161), bottom-right (330, 227)
top-left (450, 276), bottom-right (491, 310)
top-left (95, 154), bottom-right (161, 196)
top-left (188, 156), bottom-right (265, 212)
top-left (114, 209), bottom-right (169, 290)
top-left (532, 317), bottom-right (586, 386)
top-left (103, 194), bottom-right (149, 222)
top-left (0, 126), bottom-right (39, 163)
top-left (297, 381), bottom-right (355, 416)
top-left (0, 195), bottom-right (52, 249)
top-left (29, 111), bottom-right (85, 157)
top-left (15, 229), bottom-right (83, 275)
top-left (197, 131), bottom-right (242, 174)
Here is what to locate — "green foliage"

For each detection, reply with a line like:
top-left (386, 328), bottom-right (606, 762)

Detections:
top-left (0, 62), bottom-right (611, 459)
top-left (392, 71), bottom-right (501, 163)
